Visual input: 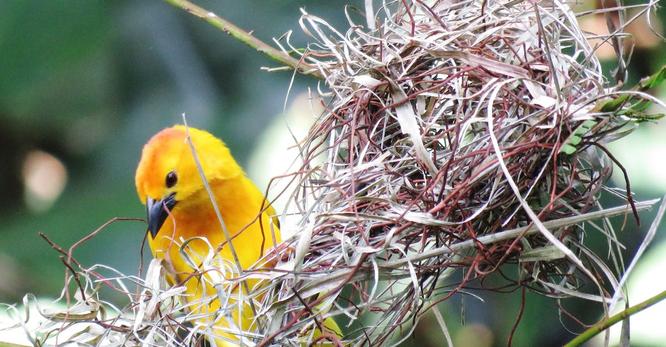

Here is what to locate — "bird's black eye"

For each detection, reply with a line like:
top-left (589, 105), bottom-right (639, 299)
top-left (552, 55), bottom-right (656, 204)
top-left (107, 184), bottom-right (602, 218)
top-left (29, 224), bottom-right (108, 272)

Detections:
top-left (165, 171), bottom-right (178, 188)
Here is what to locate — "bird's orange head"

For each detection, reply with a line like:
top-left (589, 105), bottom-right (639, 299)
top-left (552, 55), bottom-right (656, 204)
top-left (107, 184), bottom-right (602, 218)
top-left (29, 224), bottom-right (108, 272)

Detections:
top-left (135, 125), bottom-right (243, 237)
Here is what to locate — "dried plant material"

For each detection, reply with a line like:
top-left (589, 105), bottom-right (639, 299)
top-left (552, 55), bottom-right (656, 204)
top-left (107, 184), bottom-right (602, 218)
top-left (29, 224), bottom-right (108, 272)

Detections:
top-left (258, 0), bottom-right (665, 344)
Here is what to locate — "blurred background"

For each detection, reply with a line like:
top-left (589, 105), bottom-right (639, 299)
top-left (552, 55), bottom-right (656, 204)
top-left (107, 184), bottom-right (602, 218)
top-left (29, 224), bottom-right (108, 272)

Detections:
top-left (0, 1), bottom-right (664, 346)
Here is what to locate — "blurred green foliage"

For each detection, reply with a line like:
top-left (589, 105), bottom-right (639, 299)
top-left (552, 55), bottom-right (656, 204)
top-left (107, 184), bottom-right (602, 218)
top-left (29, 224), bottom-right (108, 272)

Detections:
top-left (0, 1), bottom-right (664, 346)
top-left (0, 0), bottom-right (355, 299)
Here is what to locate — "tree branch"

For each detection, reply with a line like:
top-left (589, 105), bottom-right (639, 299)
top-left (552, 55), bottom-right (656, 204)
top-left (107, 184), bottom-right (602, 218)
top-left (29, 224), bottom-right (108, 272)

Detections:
top-left (163, 0), bottom-right (323, 80)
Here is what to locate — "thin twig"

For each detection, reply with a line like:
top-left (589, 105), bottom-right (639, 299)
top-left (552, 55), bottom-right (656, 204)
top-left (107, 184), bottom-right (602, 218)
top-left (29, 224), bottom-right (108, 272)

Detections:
top-left (163, 0), bottom-right (323, 79)
top-left (564, 289), bottom-right (666, 347)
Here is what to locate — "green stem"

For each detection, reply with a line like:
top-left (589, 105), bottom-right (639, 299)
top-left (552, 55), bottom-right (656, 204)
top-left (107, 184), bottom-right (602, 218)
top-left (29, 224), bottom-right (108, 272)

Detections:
top-left (163, 0), bottom-right (323, 80)
top-left (564, 289), bottom-right (666, 347)
top-left (0, 341), bottom-right (32, 347)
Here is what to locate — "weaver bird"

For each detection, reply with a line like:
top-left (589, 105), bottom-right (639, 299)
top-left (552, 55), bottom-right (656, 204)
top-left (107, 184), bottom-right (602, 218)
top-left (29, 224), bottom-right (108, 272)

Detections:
top-left (135, 125), bottom-right (340, 346)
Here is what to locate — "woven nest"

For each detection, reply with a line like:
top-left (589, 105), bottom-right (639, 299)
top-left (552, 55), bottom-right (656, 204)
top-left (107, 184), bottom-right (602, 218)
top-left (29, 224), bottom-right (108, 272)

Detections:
top-left (3, 0), bottom-right (664, 346)
top-left (259, 0), bottom-right (664, 344)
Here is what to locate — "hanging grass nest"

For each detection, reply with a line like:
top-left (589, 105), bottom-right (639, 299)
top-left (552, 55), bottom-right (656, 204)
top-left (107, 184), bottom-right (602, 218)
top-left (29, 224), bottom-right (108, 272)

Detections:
top-left (255, 0), bottom-right (665, 344)
top-left (2, 0), bottom-right (665, 346)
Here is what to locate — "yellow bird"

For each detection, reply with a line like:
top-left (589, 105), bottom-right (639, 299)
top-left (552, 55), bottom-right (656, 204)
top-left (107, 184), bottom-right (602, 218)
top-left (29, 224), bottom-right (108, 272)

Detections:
top-left (135, 125), bottom-right (340, 346)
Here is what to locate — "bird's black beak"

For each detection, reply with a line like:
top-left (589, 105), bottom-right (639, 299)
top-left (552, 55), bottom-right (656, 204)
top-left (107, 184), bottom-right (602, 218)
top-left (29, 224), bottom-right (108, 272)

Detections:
top-left (146, 193), bottom-right (177, 238)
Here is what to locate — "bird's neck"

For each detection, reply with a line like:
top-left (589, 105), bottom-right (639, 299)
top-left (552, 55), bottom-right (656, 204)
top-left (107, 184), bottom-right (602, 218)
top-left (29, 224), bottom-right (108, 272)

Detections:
top-left (170, 175), bottom-right (263, 228)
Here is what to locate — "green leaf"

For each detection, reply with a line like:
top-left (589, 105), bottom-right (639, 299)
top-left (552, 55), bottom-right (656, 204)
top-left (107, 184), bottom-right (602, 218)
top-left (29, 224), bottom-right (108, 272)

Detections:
top-left (638, 65), bottom-right (666, 90)
top-left (559, 120), bottom-right (597, 155)
top-left (560, 143), bottom-right (578, 155)
top-left (625, 112), bottom-right (665, 123)
top-left (598, 65), bottom-right (666, 113)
